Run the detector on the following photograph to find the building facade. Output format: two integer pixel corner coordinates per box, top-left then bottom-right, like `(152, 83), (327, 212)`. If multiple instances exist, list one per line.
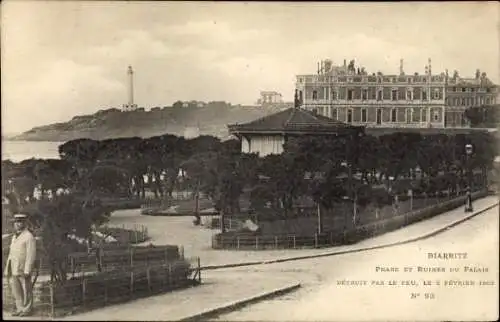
(257, 91), (283, 105)
(295, 59), (498, 128)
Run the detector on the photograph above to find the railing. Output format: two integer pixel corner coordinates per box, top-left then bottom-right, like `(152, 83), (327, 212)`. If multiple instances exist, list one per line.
(212, 190), (489, 250)
(2, 224), (152, 277)
(67, 245), (184, 277)
(3, 257), (201, 318)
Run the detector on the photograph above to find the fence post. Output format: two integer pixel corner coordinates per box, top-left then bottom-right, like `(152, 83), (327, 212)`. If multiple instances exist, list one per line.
(70, 256), (75, 277)
(293, 235), (296, 249)
(99, 248), (103, 272)
(147, 267), (151, 293)
(197, 257), (201, 283)
(168, 263), (172, 289)
(314, 233), (318, 248)
(255, 236), (259, 250)
(82, 277), (87, 309)
(104, 278), (108, 306)
(274, 236), (278, 249)
(130, 271), (134, 298)
(50, 283), (55, 318)
(236, 236), (240, 249)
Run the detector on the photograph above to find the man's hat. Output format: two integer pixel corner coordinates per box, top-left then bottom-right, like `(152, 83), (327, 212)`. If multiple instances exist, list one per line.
(13, 214), (28, 221)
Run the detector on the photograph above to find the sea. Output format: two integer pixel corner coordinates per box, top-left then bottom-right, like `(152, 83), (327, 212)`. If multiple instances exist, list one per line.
(2, 140), (62, 162)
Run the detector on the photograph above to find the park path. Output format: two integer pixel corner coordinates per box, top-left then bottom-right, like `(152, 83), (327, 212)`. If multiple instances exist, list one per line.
(107, 196), (499, 268)
(3, 196), (498, 321)
(215, 204), (499, 321)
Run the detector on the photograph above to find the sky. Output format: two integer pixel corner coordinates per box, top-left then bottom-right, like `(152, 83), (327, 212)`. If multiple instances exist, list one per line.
(1, 1), (499, 134)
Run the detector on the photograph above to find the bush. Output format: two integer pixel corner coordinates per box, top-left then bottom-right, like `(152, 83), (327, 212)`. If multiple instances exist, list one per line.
(98, 227), (149, 245)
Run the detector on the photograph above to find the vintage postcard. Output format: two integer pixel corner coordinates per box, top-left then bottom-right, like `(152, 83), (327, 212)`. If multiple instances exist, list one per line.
(2, 1), (499, 321)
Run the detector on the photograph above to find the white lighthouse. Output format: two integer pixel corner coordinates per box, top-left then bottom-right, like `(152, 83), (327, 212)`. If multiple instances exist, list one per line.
(123, 65), (137, 111)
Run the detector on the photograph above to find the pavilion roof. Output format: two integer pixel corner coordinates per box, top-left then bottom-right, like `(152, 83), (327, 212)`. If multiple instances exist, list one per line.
(228, 107), (364, 135)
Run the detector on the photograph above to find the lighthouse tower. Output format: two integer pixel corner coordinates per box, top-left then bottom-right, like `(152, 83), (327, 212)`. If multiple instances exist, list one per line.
(123, 65), (137, 111)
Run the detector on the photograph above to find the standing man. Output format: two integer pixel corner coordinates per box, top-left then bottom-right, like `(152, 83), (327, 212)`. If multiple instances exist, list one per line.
(4, 213), (37, 317)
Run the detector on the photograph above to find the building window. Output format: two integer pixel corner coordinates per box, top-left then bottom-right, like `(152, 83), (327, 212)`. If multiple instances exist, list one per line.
(361, 108), (367, 122)
(392, 90), (398, 101)
(376, 108), (382, 124)
(347, 109), (353, 123)
(332, 89), (337, 100)
(433, 89), (440, 100)
(347, 89), (353, 100)
(422, 90), (427, 101)
(462, 88), (466, 92)
(461, 98), (465, 105)
(421, 108), (427, 122)
(391, 108), (397, 122)
(377, 90), (383, 101)
(331, 107), (338, 120)
(412, 108), (418, 122)
(362, 89), (368, 100)
(408, 78), (412, 84)
(325, 88), (329, 101)
(406, 108), (413, 123)
(312, 90), (318, 100)
(406, 90), (413, 100)
(299, 90), (303, 102)
(433, 110), (439, 122)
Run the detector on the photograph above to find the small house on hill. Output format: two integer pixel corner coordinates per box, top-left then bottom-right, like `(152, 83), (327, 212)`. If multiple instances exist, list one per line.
(227, 107), (364, 156)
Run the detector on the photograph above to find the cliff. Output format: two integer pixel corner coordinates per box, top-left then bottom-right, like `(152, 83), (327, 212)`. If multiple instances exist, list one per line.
(12, 103), (285, 142)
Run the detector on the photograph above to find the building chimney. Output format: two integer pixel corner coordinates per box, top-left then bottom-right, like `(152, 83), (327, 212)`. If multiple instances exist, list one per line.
(476, 69), (481, 79)
(343, 59), (347, 68)
(400, 59), (404, 75)
(428, 58), (432, 75)
(294, 89), (300, 109)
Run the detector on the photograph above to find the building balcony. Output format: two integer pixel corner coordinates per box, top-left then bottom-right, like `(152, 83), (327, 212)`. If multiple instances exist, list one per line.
(352, 122), (444, 129)
(303, 99), (445, 105)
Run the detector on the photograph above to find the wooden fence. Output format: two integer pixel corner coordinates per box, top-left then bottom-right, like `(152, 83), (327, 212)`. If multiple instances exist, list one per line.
(3, 257), (201, 318)
(66, 245), (183, 276)
(2, 224), (153, 277)
(212, 190), (489, 250)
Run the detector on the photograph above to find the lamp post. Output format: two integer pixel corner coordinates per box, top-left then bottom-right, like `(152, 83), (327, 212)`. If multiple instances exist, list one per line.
(464, 143), (474, 212)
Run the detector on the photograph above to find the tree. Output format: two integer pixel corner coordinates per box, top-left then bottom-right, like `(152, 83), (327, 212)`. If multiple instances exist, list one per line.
(172, 100), (184, 109)
(23, 194), (110, 284)
(256, 153), (307, 217)
(464, 105), (498, 128)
